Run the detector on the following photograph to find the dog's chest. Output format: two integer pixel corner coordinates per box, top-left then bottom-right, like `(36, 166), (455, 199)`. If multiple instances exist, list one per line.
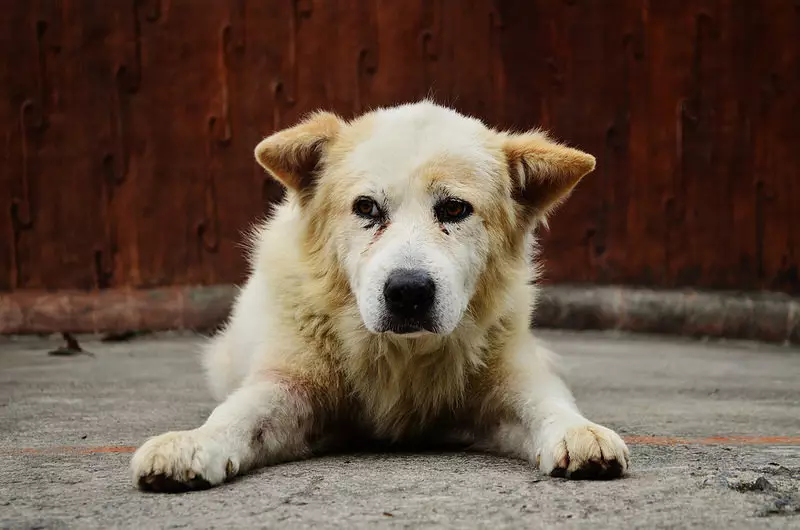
(340, 350), (483, 441)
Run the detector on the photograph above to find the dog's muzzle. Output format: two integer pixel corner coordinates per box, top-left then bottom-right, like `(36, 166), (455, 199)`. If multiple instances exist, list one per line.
(381, 268), (436, 334)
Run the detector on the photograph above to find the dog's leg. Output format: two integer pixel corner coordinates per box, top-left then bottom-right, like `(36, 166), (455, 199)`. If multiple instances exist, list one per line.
(130, 377), (320, 492)
(477, 339), (630, 479)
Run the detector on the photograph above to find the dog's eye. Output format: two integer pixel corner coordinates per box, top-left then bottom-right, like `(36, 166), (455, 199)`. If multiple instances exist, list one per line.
(435, 199), (472, 223)
(353, 197), (381, 220)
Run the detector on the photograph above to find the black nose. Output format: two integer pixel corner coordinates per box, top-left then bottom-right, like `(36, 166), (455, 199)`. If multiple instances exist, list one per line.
(383, 269), (436, 319)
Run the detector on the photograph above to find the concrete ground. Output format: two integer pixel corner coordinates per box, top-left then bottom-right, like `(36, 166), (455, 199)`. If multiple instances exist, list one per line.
(1, 331), (799, 529)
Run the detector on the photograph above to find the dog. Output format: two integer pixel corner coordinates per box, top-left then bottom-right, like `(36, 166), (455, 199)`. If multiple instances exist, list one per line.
(130, 101), (629, 492)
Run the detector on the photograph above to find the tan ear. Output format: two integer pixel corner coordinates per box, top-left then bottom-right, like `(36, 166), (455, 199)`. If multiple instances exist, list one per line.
(503, 131), (596, 216)
(254, 111), (342, 192)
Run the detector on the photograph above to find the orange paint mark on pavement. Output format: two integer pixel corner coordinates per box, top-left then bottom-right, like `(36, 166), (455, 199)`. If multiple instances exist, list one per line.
(2, 436), (800, 457)
(624, 435), (800, 446)
(11, 445), (137, 456)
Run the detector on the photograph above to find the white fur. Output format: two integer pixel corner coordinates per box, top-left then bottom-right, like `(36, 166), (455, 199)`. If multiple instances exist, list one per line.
(130, 101), (629, 492)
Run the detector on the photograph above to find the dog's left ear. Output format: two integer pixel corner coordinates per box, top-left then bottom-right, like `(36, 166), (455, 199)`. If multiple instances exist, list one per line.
(254, 111), (342, 192)
(503, 131), (596, 218)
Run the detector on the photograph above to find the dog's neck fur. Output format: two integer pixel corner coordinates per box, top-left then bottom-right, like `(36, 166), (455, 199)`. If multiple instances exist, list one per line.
(330, 308), (488, 439)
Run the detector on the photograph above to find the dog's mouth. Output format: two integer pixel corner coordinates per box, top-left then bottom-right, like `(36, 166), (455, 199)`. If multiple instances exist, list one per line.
(380, 318), (438, 336)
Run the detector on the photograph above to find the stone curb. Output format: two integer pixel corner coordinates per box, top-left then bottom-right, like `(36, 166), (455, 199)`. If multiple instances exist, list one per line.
(0, 286), (234, 336)
(1, 285), (798, 345)
(534, 285), (800, 345)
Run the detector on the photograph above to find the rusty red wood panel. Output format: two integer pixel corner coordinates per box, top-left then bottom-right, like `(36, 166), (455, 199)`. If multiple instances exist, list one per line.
(1, 0), (798, 294)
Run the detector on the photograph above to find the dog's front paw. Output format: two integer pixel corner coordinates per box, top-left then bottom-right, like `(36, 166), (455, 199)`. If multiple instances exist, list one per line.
(130, 430), (238, 492)
(537, 421), (629, 480)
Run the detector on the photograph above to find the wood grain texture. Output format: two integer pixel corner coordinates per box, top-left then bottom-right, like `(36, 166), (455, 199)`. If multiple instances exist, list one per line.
(1, 0), (798, 293)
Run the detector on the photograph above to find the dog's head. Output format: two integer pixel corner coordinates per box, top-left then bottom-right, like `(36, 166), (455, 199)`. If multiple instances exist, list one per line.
(255, 102), (594, 336)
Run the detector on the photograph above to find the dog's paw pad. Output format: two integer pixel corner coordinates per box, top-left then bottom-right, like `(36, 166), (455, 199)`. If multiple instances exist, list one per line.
(138, 473), (213, 493)
(565, 457), (625, 480)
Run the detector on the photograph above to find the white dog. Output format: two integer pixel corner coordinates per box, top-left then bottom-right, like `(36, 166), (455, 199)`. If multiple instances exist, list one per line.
(131, 101), (629, 492)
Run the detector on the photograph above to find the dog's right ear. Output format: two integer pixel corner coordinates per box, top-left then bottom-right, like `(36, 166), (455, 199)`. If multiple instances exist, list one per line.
(254, 111), (342, 192)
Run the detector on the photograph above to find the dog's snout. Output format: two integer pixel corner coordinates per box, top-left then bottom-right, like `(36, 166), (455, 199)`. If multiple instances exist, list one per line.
(383, 269), (436, 319)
